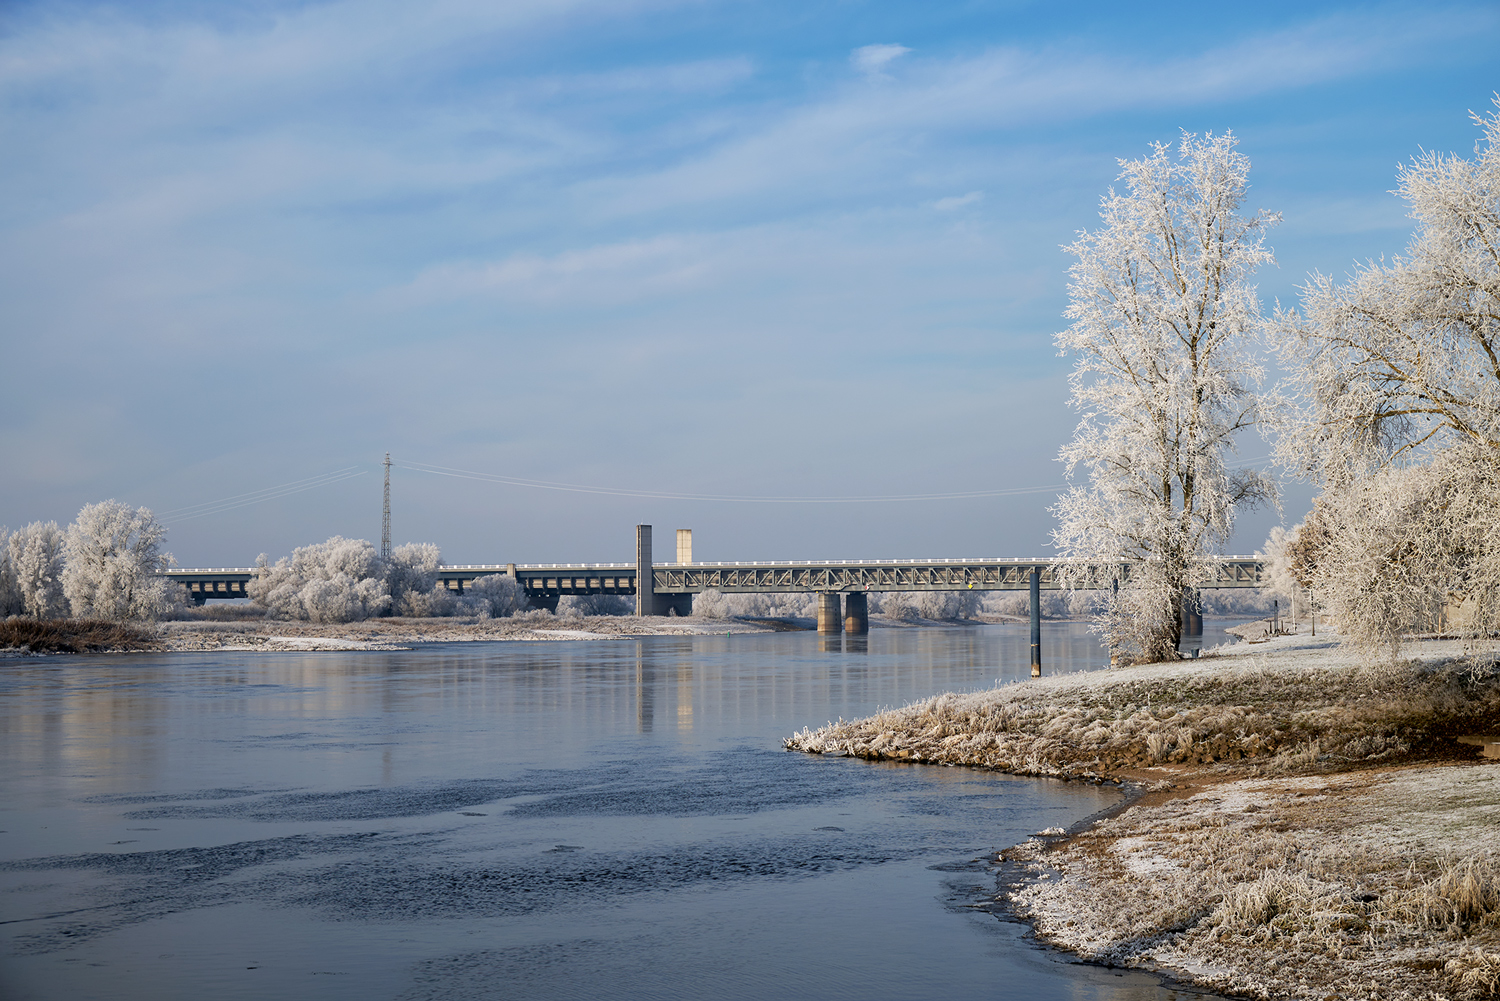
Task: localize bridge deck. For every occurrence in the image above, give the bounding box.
[163,558,1263,604]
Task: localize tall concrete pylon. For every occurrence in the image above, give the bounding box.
[636,525,653,616]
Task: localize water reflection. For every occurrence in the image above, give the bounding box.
[0,624,1230,1001]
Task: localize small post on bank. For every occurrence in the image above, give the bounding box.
[1029,567,1042,678]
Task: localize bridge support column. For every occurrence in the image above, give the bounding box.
[817,593,842,634]
[636,525,653,617]
[1030,568,1042,677]
[843,592,868,634]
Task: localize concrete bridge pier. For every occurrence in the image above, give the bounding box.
[843,592,868,634]
[817,593,842,634]
[636,524,653,617]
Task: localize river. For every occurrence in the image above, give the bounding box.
[0,622,1239,1000]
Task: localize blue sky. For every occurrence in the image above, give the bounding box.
[1,0,1496,566]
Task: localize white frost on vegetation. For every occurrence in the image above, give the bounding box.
[6,521,68,619]
[786,633,1491,780]
[1052,130,1278,664]
[61,500,181,622]
[1267,101,1500,659]
[1010,764,1500,1000]
[556,593,631,616]
[248,537,534,623]
[249,536,393,623]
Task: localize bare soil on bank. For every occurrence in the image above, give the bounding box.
[787,632,1500,1000]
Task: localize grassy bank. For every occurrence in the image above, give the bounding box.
[0,617,161,654]
[785,633,1500,781]
[786,633,1500,1000]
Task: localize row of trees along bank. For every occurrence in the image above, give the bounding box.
[1057,99,1500,662]
[0,504,529,625]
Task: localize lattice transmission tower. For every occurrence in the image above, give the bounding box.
[381,453,391,559]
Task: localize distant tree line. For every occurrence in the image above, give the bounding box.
[0,502,531,625]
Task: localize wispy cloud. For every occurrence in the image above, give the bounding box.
[850,43,910,76]
[935,191,984,211]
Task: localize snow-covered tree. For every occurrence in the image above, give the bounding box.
[0,527,16,615]
[1274,98,1500,482]
[7,521,68,619]
[1270,101,1500,653]
[1052,131,1279,663]
[385,542,456,617]
[875,590,983,621]
[463,574,530,617]
[248,536,391,623]
[62,500,180,621]
[1304,445,1500,656]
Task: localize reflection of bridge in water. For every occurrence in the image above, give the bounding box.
[163,526,1263,655]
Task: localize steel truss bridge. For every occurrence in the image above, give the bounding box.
[164,557,1263,609]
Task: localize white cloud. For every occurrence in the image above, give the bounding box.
[850,43,911,76]
[935,191,984,211]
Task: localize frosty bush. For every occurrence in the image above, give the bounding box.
[464,574,530,617]
[249,539,535,622]
[385,542,459,617]
[693,589,816,619]
[556,593,631,616]
[62,501,181,621]
[248,536,391,623]
[1052,131,1278,663]
[1311,445,1500,655]
[6,521,68,619]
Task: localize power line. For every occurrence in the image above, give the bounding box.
[156,467,367,523]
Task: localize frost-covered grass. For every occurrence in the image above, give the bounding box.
[785,632,1500,998]
[785,633,1500,781]
[1007,763,1500,999]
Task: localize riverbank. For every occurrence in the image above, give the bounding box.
[786,632,1500,999]
[0,609,1019,655]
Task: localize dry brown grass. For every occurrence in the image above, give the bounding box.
[0,617,161,654]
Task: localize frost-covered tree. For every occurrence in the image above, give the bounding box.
[1270,101,1500,653]
[62,501,180,621]
[248,536,391,623]
[1305,445,1500,656]
[1274,98,1500,482]
[463,574,530,618]
[386,542,456,617]
[7,521,68,619]
[0,527,16,615]
[1052,131,1279,663]
[875,590,983,621]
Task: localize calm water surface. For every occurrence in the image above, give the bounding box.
[0,622,1236,1000]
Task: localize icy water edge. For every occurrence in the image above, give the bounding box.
[0,623,1240,1000]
